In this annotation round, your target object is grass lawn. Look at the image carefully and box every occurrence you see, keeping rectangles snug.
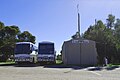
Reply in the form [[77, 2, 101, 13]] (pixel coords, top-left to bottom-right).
[[0, 61, 15, 65], [107, 64, 120, 67], [56, 60, 63, 64]]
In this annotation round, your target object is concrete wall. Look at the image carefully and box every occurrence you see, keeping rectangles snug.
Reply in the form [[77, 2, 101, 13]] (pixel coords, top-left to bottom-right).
[[62, 39, 98, 65]]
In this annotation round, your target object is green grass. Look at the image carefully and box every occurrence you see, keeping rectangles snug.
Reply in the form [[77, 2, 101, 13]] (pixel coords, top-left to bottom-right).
[[107, 64, 120, 67], [0, 60, 63, 65], [0, 61, 15, 65], [56, 60, 63, 64]]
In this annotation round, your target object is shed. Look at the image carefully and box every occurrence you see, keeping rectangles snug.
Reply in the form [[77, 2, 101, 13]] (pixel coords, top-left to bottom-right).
[[62, 38, 98, 65]]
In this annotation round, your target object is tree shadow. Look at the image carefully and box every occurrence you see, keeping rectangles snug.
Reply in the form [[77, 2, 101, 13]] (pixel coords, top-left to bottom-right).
[[0, 63, 15, 66], [105, 66, 119, 70], [43, 64, 88, 70], [87, 67, 103, 71], [0, 63, 39, 67], [14, 62, 45, 67], [87, 66, 120, 71]]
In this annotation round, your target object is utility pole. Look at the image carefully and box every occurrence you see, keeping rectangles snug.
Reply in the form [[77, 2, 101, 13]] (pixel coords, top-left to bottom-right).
[[77, 4, 80, 38], [95, 19, 97, 26]]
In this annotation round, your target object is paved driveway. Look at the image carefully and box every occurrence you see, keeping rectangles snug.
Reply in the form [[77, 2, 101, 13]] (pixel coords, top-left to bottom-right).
[[0, 64, 120, 80]]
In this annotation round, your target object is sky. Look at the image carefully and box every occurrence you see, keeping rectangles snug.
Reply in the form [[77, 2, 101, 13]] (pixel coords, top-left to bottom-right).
[[0, 0, 120, 54]]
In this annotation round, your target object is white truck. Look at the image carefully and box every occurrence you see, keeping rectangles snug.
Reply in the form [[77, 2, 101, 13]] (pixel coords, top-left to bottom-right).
[[14, 42, 38, 64], [37, 41, 56, 64]]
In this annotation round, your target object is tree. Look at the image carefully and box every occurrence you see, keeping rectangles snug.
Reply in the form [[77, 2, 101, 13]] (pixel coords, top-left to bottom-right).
[[106, 14, 115, 29], [0, 21, 36, 61], [83, 15, 117, 65], [84, 20, 106, 42], [114, 19, 120, 48], [0, 22, 5, 56], [18, 31, 36, 44], [113, 18, 120, 63], [0, 22, 4, 29], [0, 26, 21, 61], [56, 54, 62, 60]]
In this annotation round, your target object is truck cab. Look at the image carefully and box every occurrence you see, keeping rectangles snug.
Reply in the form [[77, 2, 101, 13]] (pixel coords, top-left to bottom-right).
[[14, 42, 38, 64], [37, 41, 56, 64]]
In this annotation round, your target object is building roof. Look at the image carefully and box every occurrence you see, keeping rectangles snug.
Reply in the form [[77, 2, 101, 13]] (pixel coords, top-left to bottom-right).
[[16, 42, 34, 45], [39, 41, 54, 44]]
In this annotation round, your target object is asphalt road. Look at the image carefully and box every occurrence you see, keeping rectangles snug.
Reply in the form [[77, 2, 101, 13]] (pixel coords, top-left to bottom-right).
[[0, 64, 120, 80]]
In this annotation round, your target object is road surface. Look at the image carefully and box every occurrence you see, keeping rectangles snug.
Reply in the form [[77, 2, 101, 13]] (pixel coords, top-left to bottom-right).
[[0, 64, 120, 80]]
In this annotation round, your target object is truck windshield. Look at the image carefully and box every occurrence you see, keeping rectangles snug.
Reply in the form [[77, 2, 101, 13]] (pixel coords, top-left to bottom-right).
[[15, 44, 30, 54], [39, 44, 54, 54]]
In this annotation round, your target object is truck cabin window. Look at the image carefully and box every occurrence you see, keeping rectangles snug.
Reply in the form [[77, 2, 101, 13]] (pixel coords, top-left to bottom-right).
[[15, 44, 31, 54]]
